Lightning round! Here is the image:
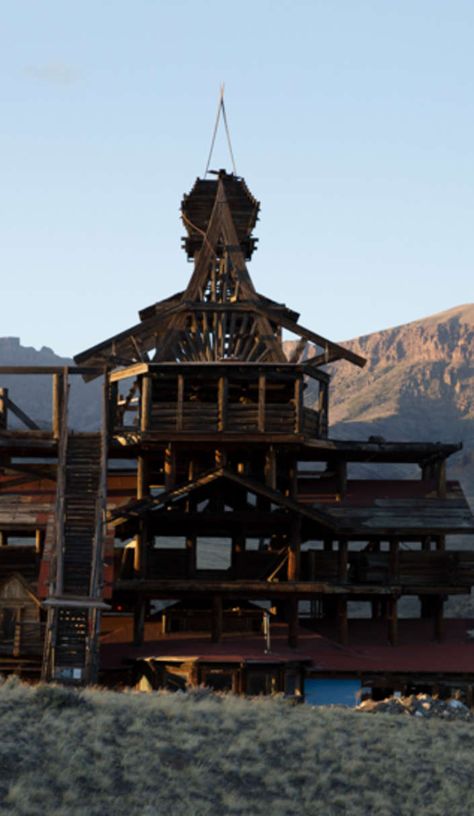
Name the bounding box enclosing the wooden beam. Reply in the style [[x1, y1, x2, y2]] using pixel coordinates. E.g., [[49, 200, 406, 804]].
[[114, 579, 396, 598], [5, 397, 39, 430], [254, 305, 366, 369]]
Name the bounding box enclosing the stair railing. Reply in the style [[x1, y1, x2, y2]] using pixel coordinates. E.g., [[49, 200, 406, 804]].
[[85, 369, 109, 683], [52, 368, 70, 598], [41, 368, 69, 681]]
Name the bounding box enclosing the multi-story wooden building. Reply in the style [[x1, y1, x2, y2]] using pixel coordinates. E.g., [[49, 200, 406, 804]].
[[0, 169, 473, 699]]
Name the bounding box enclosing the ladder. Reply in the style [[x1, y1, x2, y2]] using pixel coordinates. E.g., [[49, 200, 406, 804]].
[[42, 377, 108, 684]]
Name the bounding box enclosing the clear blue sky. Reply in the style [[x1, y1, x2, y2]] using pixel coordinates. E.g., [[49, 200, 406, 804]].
[[1, 1, 473, 357]]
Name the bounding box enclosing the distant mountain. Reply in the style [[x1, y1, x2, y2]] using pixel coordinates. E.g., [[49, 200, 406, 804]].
[[0, 338, 101, 430], [301, 303, 474, 506]]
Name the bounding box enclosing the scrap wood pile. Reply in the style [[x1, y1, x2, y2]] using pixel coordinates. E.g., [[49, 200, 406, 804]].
[[357, 693, 472, 720]]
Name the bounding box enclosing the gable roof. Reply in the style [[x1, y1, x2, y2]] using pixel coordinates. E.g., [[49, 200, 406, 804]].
[[74, 172, 365, 379], [108, 466, 338, 532], [0, 572, 41, 606]]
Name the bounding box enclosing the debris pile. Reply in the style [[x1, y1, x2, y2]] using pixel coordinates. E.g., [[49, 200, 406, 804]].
[[356, 694, 472, 720]]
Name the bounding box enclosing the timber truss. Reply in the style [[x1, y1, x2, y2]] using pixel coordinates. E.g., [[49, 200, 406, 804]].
[[75, 171, 366, 376]]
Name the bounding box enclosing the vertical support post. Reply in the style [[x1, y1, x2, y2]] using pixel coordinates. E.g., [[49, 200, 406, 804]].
[[288, 596, 299, 648], [434, 596, 444, 642], [288, 455, 298, 499], [436, 460, 447, 498], [264, 446, 277, 490], [0, 531, 7, 547], [133, 597, 146, 647], [337, 597, 348, 645], [338, 539, 348, 581], [176, 374, 184, 432], [287, 517, 301, 581], [164, 444, 176, 490], [258, 374, 266, 432], [335, 461, 347, 497], [435, 535, 445, 551], [35, 529, 44, 556], [141, 375, 153, 433], [186, 535, 197, 577], [294, 375, 303, 434], [421, 536, 431, 552], [387, 596, 398, 646], [389, 539, 399, 580], [0, 387, 8, 430], [52, 376, 62, 439], [217, 376, 228, 432], [211, 594, 223, 643], [108, 380, 118, 433], [371, 599, 382, 620], [318, 381, 329, 437], [231, 532, 245, 573], [134, 381, 151, 647]]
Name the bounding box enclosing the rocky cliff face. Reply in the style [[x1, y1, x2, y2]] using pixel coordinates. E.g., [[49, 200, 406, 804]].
[[302, 303, 474, 505]]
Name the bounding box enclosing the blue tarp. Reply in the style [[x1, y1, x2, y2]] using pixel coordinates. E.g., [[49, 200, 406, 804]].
[[305, 678, 361, 707]]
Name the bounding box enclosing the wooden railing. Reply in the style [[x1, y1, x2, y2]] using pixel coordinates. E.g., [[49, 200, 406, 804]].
[[0, 622, 45, 657], [300, 550, 474, 587], [133, 401, 324, 436]]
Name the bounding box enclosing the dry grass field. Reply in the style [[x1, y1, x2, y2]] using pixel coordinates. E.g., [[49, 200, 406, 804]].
[[0, 679, 473, 816]]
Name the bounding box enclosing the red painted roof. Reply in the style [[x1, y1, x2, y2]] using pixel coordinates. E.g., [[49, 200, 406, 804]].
[[99, 617, 474, 674]]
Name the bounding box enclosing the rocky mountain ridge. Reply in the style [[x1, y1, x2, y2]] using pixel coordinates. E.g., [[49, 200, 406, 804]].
[[304, 303, 474, 504]]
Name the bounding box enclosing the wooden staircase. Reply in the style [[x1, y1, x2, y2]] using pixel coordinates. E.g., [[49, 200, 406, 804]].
[[42, 427, 108, 684]]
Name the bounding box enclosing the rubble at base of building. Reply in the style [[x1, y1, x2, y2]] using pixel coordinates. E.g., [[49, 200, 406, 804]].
[[356, 694, 473, 720]]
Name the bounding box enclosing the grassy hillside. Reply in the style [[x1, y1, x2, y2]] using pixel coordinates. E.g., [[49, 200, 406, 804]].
[[1, 680, 474, 816]]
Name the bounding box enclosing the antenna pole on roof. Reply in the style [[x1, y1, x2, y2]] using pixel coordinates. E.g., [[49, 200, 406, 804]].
[[204, 83, 237, 177]]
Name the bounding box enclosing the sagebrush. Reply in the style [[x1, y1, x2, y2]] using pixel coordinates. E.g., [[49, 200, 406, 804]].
[[0, 679, 473, 815]]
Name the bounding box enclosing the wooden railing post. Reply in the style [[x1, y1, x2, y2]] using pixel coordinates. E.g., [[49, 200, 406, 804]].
[[140, 375, 152, 433], [217, 376, 228, 432], [52, 375, 62, 439]]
